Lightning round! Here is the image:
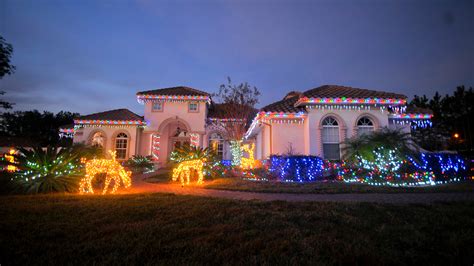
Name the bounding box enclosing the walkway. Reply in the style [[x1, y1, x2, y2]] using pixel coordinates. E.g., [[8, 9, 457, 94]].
[[125, 174, 474, 204]]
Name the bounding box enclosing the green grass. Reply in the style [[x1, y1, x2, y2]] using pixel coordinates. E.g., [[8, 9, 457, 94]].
[[0, 193, 473, 265], [202, 178, 474, 194]]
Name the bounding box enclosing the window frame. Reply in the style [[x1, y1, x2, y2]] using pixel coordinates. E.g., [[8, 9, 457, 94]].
[[115, 132, 129, 160], [151, 101, 164, 112], [322, 117, 341, 160], [188, 101, 199, 113], [356, 116, 375, 136], [209, 133, 224, 159]]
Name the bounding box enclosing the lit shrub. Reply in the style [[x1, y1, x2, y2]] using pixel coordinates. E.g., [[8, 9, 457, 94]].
[[5, 147, 84, 194], [268, 155, 324, 182], [123, 155, 154, 174]]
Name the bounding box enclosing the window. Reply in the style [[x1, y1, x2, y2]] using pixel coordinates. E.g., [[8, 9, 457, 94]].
[[357, 117, 374, 136], [209, 133, 224, 159], [91, 132, 105, 147], [188, 102, 198, 112], [152, 101, 163, 112], [322, 117, 340, 160], [115, 133, 128, 160]]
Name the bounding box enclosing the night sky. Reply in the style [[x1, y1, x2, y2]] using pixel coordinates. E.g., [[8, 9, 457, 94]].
[[1, 0, 473, 115]]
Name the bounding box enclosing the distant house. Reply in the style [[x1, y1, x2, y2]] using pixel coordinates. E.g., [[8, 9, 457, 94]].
[[65, 85, 432, 164]]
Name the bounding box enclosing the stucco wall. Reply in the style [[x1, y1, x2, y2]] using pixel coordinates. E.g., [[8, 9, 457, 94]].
[[270, 123, 306, 155], [307, 107, 389, 157], [143, 101, 207, 133], [73, 126, 139, 159]]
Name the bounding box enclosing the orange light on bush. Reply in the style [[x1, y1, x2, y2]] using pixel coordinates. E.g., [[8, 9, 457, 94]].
[[453, 133, 459, 139], [79, 151, 132, 194], [5, 149, 17, 172], [172, 159, 205, 185]]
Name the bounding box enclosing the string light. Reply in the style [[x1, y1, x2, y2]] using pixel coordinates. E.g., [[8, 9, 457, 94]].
[[189, 133, 199, 147], [79, 151, 132, 194], [74, 119, 146, 126], [295, 96, 406, 106], [172, 159, 205, 185], [269, 155, 324, 182], [230, 140, 242, 166], [151, 134, 160, 161], [137, 94, 210, 104], [4, 149, 17, 172]]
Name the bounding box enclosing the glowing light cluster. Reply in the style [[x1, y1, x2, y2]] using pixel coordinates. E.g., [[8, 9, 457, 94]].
[[4, 149, 17, 172], [391, 113, 433, 119], [172, 159, 205, 185], [240, 143, 256, 169], [59, 128, 74, 138], [189, 133, 199, 147], [79, 151, 132, 194], [137, 94, 210, 104], [269, 155, 325, 182], [151, 134, 160, 161], [74, 119, 146, 126], [230, 140, 242, 166], [296, 96, 406, 106], [356, 147, 402, 176]]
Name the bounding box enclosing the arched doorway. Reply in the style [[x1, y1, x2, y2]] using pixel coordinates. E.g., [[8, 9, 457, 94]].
[[156, 117, 192, 161]]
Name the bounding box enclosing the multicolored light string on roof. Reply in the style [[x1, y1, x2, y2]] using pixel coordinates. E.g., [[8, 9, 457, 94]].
[[137, 94, 210, 104], [74, 119, 146, 125], [295, 96, 406, 106]]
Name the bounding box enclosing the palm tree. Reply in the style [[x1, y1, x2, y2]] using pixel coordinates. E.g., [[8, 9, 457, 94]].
[[342, 127, 419, 162]]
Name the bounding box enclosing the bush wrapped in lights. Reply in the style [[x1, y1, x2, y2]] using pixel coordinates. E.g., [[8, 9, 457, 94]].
[[268, 155, 325, 182], [406, 153, 467, 181]]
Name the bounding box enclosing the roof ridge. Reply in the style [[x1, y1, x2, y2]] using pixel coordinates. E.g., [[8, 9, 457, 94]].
[[136, 86, 210, 96]]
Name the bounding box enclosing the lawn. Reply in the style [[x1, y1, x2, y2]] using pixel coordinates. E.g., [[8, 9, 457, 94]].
[[0, 193, 472, 265], [146, 173, 474, 194]]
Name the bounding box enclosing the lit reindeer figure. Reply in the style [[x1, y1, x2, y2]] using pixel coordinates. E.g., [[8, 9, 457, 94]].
[[172, 159, 205, 186], [79, 151, 132, 194], [240, 143, 256, 169]]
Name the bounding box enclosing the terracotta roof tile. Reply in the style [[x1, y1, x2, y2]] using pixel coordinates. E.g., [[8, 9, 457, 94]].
[[406, 106, 433, 114], [77, 109, 143, 121], [137, 86, 210, 97], [303, 85, 407, 99], [261, 85, 408, 113]]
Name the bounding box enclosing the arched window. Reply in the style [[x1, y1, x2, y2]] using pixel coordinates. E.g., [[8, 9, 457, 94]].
[[91, 132, 105, 147], [357, 117, 374, 136], [115, 133, 128, 160], [209, 133, 224, 159], [322, 117, 340, 160]]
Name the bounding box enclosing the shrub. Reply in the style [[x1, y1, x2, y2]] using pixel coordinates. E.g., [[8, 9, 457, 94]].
[[123, 155, 154, 174], [2, 147, 84, 194], [268, 155, 324, 182], [406, 153, 467, 181]]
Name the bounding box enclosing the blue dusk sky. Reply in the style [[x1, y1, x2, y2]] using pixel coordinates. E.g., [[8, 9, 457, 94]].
[[0, 0, 473, 115]]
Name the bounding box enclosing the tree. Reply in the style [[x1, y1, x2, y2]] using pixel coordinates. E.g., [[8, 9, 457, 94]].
[[409, 86, 474, 153], [0, 36, 16, 109], [0, 110, 79, 146], [212, 77, 260, 166]]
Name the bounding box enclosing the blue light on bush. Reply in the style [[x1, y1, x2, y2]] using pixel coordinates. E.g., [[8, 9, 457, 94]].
[[269, 155, 324, 182]]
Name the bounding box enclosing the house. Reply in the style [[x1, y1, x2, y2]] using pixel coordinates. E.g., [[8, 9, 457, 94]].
[[66, 85, 432, 164], [69, 87, 233, 166], [244, 85, 432, 160]]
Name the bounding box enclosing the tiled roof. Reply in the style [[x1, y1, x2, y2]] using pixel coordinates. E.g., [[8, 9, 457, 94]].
[[303, 85, 407, 99], [261, 96, 304, 113], [261, 85, 408, 112], [137, 86, 210, 97], [77, 109, 143, 121]]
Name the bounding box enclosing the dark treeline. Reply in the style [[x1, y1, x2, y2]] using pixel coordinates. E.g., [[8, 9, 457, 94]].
[[0, 110, 79, 146], [409, 85, 474, 154]]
